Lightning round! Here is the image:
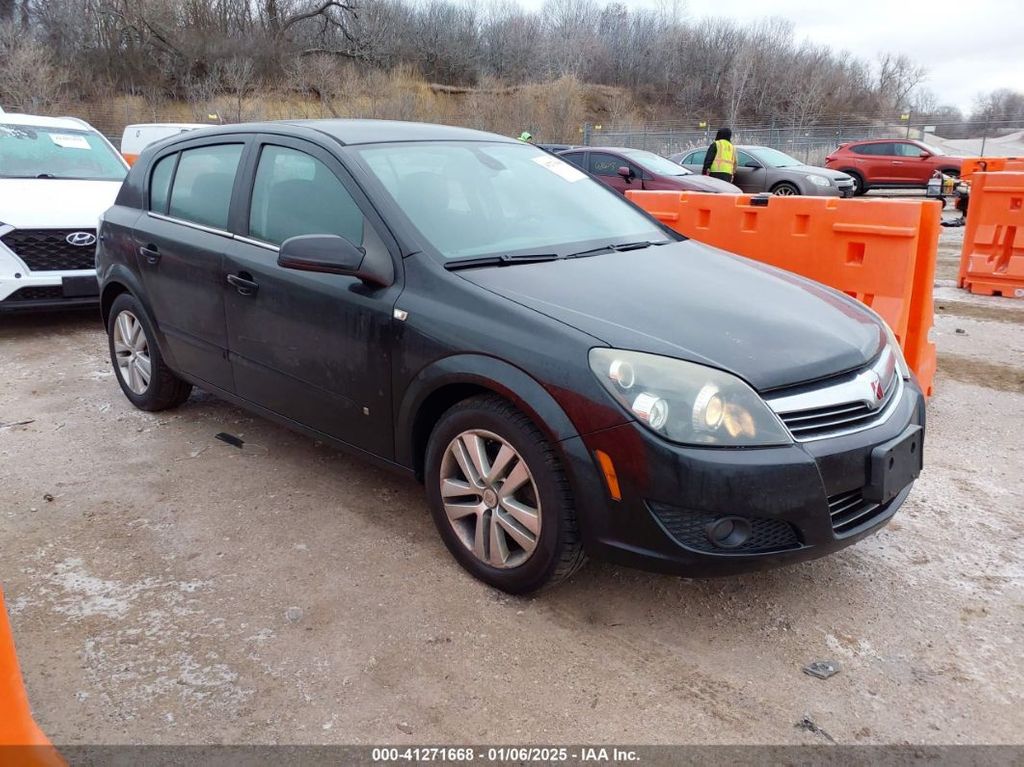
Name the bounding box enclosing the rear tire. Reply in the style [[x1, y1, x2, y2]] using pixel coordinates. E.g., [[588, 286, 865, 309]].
[[107, 293, 192, 411], [424, 394, 585, 593]]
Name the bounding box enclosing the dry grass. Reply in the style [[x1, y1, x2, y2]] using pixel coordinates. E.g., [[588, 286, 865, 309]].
[[60, 69, 634, 144]]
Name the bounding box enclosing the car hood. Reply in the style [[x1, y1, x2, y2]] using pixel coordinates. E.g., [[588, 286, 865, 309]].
[[792, 165, 852, 181], [0, 179, 123, 229], [674, 174, 742, 193], [460, 241, 883, 391]]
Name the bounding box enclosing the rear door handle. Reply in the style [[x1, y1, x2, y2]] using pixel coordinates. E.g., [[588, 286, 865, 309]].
[[226, 272, 259, 296], [139, 245, 160, 265]]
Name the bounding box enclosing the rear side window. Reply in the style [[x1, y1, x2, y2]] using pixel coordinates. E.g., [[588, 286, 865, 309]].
[[168, 144, 243, 230], [561, 152, 586, 169], [248, 145, 364, 247], [852, 143, 893, 156], [149, 153, 176, 213]]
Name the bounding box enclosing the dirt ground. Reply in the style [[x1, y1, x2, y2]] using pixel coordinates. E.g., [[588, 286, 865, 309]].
[[2, 223, 1023, 747]]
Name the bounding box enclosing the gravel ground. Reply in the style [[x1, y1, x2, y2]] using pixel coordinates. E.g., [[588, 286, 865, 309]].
[[1, 223, 1022, 747]]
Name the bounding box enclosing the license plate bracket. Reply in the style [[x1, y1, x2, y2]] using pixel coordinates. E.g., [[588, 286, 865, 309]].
[[62, 276, 99, 298], [865, 425, 923, 504]]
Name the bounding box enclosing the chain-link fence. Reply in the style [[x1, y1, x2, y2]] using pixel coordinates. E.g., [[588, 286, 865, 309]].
[[583, 119, 1024, 165]]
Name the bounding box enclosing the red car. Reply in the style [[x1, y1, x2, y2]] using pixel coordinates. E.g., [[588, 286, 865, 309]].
[[825, 139, 963, 195], [559, 147, 740, 195]]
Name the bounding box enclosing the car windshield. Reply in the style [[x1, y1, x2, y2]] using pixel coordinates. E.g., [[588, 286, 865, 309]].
[[750, 148, 803, 168], [0, 124, 127, 181], [356, 142, 667, 259], [618, 148, 692, 176]]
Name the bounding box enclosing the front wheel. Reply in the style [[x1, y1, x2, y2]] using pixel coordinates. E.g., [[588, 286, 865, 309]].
[[771, 181, 800, 196], [424, 395, 585, 593], [107, 293, 192, 411]]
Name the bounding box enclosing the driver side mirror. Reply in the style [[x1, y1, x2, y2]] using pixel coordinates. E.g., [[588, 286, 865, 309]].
[[617, 165, 635, 182], [278, 234, 392, 287], [742, 161, 761, 169], [919, 150, 931, 158]]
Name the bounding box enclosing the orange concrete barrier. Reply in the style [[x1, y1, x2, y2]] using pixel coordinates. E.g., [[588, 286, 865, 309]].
[[958, 171, 1024, 298], [961, 157, 1024, 181], [627, 190, 940, 395], [0, 589, 64, 766]]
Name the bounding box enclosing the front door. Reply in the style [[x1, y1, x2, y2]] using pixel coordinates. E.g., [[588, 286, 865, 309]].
[[133, 140, 247, 391], [589, 152, 636, 194], [733, 150, 768, 192], [222, 136, 401, 458]]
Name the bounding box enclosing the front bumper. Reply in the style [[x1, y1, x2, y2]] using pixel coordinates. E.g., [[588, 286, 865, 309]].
[[560, 378, 925, 576]]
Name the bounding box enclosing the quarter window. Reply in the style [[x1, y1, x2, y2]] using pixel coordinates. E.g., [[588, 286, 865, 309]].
[[149, 153, 176, 214], [248, 145, 364, 247], [167, 143, 243, 230]]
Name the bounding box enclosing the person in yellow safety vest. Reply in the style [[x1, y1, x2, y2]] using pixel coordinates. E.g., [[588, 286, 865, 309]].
[[702, 127, 736, 182]]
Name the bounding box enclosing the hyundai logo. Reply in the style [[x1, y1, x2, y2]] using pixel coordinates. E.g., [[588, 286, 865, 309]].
[[66, 231, 97, 247]]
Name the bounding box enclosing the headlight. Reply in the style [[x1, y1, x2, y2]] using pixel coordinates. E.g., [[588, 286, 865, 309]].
[[879, 321, 911, 379], [807, 175, 830, 187], [589, 349, 792, 447]]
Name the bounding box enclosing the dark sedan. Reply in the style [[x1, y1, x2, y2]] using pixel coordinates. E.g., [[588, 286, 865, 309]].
[[96, 120, 923, 593], [672, 145, 855, 197]]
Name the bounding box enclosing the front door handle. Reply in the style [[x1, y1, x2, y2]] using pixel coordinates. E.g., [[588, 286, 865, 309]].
[[226, 272, 259, 296], [139, 245, 160, 265]]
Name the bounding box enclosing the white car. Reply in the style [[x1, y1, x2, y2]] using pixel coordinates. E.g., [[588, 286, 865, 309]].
[[120, 122, 205, 166], [0, 113, 128, 312]]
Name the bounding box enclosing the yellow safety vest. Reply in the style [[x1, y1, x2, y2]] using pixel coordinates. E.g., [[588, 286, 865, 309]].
[[709, 139, 736, 175]]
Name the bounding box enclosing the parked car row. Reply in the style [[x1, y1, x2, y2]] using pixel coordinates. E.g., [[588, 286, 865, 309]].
[[3, 115, 925, 594]]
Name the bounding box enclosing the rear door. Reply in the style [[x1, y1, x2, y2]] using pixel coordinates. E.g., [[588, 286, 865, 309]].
[[133, 138, 248, 391], [864, 142, 898, 183], [221, 135, 401, 458]]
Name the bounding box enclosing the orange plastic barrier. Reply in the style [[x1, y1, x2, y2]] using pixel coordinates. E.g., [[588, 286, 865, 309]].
[[958, 171, 1024, 298], [960, 157, 1024, 180], [0, 589, 64, 766], [627, 190, 940, 395]]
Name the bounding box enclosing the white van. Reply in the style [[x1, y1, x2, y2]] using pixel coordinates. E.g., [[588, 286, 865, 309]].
[[120, 123, 206, 165]]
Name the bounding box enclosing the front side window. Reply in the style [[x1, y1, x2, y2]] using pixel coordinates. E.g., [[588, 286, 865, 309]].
[[685, 150, 706, 165], [357, 142, 666, 260], [249, 145, 364, 246], [0, 123, 126, 181], [895, 142, 926, 157], [589, 152, 628, 177], [750, 148, 801, 168], [167, 144, 243, 230]]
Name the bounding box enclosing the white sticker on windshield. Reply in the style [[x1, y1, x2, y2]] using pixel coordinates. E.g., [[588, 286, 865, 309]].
[[49, 133, 91, 150], [532, 154, 586, 182]]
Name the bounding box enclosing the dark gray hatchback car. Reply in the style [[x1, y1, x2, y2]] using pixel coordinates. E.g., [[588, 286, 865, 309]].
[[96, 120, 924, 593]]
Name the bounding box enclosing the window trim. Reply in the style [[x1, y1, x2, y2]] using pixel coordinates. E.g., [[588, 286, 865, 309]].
[[147, 152, 180, 214]]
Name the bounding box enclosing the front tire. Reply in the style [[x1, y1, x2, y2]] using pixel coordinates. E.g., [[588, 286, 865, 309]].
[[771, 181, 800, 196], [107, 293, 192, 411], [843, 170, 867, 196], [424, 394, 585, 593]]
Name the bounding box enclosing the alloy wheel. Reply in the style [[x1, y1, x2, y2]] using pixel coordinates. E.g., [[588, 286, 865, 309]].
[[773, 184, 797, 196], [112, 310, 151, 394], [439, 429, 542, 569]]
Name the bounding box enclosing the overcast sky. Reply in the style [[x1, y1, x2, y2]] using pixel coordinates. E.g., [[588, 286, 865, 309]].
[[516, 0, 1024, 113]]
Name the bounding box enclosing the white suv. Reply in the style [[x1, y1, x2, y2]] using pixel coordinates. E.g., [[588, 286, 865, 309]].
[[0, 113, 128, 312]]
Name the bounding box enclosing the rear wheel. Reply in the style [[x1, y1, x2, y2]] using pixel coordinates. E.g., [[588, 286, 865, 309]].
[[107, 293, 192, 411], [424, 394, 585, 593]]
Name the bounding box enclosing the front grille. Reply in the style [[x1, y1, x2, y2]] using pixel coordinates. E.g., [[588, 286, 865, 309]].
[[649, 502, 801, 553], [3, 286, 65, 302], [768, 347, 902, 441], [828, 489, 888, 535], [1, 229, 97, 271]]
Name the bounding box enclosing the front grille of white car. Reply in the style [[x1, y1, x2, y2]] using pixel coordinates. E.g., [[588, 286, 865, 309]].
[[1, 229, 97, 271]]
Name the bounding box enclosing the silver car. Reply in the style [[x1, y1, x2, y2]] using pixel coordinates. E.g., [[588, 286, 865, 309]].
[[671, 146, 855, 197]]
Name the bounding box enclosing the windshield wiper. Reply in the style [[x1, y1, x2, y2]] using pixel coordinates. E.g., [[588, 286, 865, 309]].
[[444, 253, 559, 271], [565, 240, 670, 258]]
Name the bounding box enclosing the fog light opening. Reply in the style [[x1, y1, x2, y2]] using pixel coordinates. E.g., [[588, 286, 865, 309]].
[[705, 516, 752, 549]]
